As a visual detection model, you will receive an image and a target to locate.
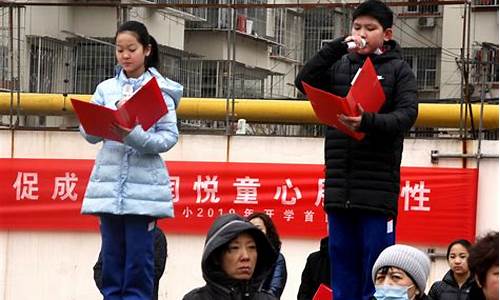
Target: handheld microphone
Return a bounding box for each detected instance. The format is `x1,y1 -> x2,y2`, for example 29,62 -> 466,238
343,38 -> 366,49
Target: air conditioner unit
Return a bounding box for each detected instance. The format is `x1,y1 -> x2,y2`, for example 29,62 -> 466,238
418,17 -> 435,28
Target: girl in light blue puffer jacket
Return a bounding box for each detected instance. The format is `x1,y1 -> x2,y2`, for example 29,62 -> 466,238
79,20 -> 182,300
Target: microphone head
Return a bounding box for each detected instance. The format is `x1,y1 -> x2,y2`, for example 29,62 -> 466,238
345,38 -> 366,49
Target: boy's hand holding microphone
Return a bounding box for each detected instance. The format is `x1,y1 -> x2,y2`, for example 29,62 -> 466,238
343,36 -> 367,50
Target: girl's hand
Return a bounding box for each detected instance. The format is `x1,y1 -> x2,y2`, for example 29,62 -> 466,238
110,122 -> 133,140
338,103 -> 364,131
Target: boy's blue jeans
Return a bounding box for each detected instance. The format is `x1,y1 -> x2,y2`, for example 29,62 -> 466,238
100,214 -> 156,300
328,211 -> 395,300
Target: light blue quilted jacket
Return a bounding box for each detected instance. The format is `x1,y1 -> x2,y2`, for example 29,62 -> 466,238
80,67 -> 182,218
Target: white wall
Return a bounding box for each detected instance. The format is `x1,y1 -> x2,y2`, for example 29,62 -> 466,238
0,130 -> 498,300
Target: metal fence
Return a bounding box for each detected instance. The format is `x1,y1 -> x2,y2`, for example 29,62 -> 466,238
0,2 -> 498,140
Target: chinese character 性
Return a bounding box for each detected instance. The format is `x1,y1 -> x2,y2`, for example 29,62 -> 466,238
274,178 -> 302,205
13,172 -> 39,200
315,178 -> 325,207
233,176 -> 261,205
400,180 -> 431,211
170,176 -> 180,203
51,172 -> 78,201
193,175 -> 221,203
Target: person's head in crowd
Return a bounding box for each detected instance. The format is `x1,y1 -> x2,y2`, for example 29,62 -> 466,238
350,0 -> 394,55
446,239 -> 472,279
468,231 -> 499,300
247,212 -> 282,252
372,244 -> 431,300
183,214 -> 277,300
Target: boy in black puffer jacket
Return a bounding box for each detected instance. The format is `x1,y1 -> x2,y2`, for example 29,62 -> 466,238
295,1 -> 418,299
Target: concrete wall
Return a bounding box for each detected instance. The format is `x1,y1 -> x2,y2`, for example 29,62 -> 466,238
184,31 -> 271,71
0,130 -> 498,300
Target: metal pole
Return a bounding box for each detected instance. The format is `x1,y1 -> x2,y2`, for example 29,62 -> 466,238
459,2 -> 466,139
476,47 -> 487,169
8,5 -> 13,128
225,0 -> 233,136
37,36 -> 41,92
465,1 -> 475,139
16,5 -> 20,124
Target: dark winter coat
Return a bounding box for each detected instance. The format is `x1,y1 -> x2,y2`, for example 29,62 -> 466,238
428,270 -> 479,300
261,252 -> 287,298
93,227 -> 167,300
297,237 -> 330,300
183,214 -> 278,300
295,37 -> 418,217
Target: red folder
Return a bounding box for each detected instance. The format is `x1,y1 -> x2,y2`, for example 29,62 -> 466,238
302,57 -> 385,140
71,77 -> 168,142
313,284 -> 333,300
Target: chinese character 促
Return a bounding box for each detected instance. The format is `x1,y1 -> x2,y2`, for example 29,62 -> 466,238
13,172 -> 39,201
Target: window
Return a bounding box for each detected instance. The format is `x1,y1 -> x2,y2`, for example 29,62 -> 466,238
28,36 -> 73,93
473,0 -> 499,6
303,8 -> 338,62
407,0 -> 439,14
71,38 -> 115,94
0,45 -> 9,90
403,48 -> 439,90
472,46 -> 499,84
271,8 -> 303,62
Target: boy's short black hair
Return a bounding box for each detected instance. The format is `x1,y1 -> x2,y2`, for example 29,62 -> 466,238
352,0 -> 394,29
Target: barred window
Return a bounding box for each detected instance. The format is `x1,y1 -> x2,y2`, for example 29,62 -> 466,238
403,48 -> 439,90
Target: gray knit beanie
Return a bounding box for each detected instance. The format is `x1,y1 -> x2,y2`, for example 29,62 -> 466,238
371,244 -> 431,293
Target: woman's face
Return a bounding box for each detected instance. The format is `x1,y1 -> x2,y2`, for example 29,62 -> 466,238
448,243 -> 470,275
375,267 -> 419,299
249,217 -> 267,235
221,232 -> 258,280
482,265 -> 499,300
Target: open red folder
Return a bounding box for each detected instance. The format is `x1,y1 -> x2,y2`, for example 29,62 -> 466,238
302,57 -> 385,140
313,284 -> 333,300
71,77 -> 167,142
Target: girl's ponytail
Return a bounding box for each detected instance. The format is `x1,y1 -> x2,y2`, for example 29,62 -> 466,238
146,35 -> 159,69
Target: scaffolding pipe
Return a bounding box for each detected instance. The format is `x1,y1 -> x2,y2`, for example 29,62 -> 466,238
0,93 -> 498,129
0,0 -> 468,9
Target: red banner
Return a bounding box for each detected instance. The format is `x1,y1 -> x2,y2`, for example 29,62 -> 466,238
0,159 -> 477,246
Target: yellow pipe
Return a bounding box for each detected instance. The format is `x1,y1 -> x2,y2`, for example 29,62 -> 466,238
0,93 -> 498,129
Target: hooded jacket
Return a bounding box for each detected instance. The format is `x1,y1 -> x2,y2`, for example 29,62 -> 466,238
80,67 -> 182,218
183,214 -> 278,300
295,38 -> 418,217
428,270 -> 479,300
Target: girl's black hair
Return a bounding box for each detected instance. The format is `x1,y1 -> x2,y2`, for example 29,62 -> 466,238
247,212 -> 282,252
115,20 -> 159,69
446,239 -> 472,259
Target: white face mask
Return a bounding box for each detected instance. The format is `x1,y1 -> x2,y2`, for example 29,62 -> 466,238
374,284 -> 416,300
